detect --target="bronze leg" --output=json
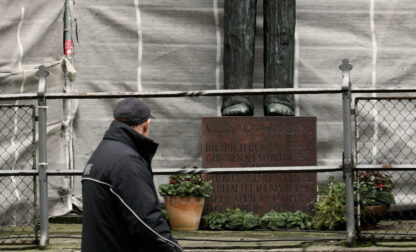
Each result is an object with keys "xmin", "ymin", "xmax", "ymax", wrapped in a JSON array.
[
  {"xmin": 222, "ymin": 0, "xmax": 257, "ymax": 116},
  {"xmin": 263, "ymin": 0, "xmax": 296, "ymax": 116}
]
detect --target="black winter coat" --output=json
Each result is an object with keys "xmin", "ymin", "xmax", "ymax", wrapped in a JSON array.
[{"xmin": 81, "ymin": 120, "xmax": 182, "ymax": 252}]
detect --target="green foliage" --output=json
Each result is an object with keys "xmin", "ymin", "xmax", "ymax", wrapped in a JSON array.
[
  {"xmin": 318, "ymin": 176, "xmax": 346, "ymax": 205},
  {"xmin": 356, "ymin": 171, "xmax": 395, "ymax": 207},
  {"xmin": 312, "ymin": 172, "xmax": 396, "ymax": 230},
  {"xmin": 312, "ymin": 194, "xmax": 347, "ymax": 230},
  {"xmin": 201, "ymin": 208, "xmax": 260, "ymax": 230},
  {"xmin": 201, "ymin": 211, "xmax": 228, "ymax": 230},
  {"xmin": 201, "ymin": 208, "xmax": 311, "ymax": 231},
  {"xmin": 312, "ymin": 177, "xmax": 346, "ymax": 230},
  {"xmin": 260, "ymin": 210, "xmax": 312, "ymax": 230},
  {"xmin": 158, "ymin": 166, "xmax": 213, "ymax": 198},
  {"xmin": 161, "ymin": 209, "xmax": 169, "ymax": 222},
  {"xmin": 224, "ymin": 209, "xmax": 260, "ymax": 230}
]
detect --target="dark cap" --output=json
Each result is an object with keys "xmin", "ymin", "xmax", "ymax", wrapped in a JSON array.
[{"xmin": 113, "ymin": 98, "xmax": 155, "ymax": 125}]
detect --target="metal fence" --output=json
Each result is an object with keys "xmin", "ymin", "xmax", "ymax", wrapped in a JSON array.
[
  {"xmin": 355, "ymin": 97, "xmax": 416, "ymax": 240},
  {"xmin": 1, "ymin": 60, "xmax": 416, "ymax": 248},
  {"xmin": 0, "ymin": 105, "xmax": 37, "ymax": 244}
]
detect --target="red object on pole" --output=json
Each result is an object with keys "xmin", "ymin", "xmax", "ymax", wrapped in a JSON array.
[{"xmin": 64, "ymin": 40, "xmax": 72, "ymax": 55}]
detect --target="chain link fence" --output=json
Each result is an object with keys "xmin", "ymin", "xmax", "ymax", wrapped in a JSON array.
[
  {"xmin": 355, "ymin": 97, "xmax": 416, "ymax": 240},
  {"xmin": 0, "ymin": 105, "xmax": 37, "ymax": 244}
]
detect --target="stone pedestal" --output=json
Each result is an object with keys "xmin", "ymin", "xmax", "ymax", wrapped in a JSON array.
[{"xmin": 202, "ymin": 117, "xmax": 317, "ymax": 215}]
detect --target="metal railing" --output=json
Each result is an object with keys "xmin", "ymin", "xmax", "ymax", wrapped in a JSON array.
[
  {"xmin": 0, "ymin": 105, "xmax": 37, "ymax": 244},
  {"xmin": 0, "ymin": 59, "xmax": 416, "ymax": 248}
]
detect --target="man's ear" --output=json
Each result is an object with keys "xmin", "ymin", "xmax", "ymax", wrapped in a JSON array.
[{"xmin": 143, "ymin": 119, "xmax": 151, "ymax": 135}]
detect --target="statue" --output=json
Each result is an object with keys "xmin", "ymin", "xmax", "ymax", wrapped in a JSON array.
[{"xmin": 222, "ymin": 0, "xmax": 296, "ymax": 116}]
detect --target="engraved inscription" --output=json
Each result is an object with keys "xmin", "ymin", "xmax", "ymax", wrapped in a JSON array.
[{"xmin": 202, "ymin": 117, "xmax": 317, "ymax": 215}]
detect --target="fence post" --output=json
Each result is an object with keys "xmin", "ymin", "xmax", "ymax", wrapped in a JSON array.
[
  {"xmin": 340, "ymin": 59, "xmax": 355, "ymax": 246},
  {"xmin": 36, "ymin": 66, "xmax": 49, "ymax": 248}
]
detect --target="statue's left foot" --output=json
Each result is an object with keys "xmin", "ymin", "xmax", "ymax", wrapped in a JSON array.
[{"xmin": 265, "ymin": 103, "xmax": 294, "ymax": 116}]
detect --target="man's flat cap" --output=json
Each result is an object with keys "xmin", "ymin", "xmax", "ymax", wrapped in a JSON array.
[{"xmin": 113, "ymin": 98, "xmax": 155, "ymax": 125}]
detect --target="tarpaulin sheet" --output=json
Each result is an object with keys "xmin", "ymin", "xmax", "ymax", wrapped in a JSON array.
[
  {"xmin": 0, "ymin": 0, "xmax": 72, "ymax": 218},
  {"xmin": 0, "ymin": 0, "xmax": 415, "ymax": 217}
]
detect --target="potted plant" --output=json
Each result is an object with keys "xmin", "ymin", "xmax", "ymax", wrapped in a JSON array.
[
  {"xmin": 313, "ymin": 172, "xmax": 395, "ymax": 230},
  {"xmin": 158, "ymin": 166, "xmax": 213, "ymax": 230},
  {"xmin": 356, "ymin": 171, "xmax": 395, "ymax": 229}
]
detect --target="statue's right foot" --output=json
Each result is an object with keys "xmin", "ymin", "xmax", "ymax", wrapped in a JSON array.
[{"xmin": 222, "ymin": 103, "xmax": 253, "ymax": 116}]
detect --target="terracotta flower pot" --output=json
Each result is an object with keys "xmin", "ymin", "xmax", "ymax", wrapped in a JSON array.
[{"xmin": 164, "ymin": 196, "xmax": 205, "ymax": 231}]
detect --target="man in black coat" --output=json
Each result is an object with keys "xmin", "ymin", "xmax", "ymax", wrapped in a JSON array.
[{"xmin": 81, "ymin": 98, "xmax": 182, "ymax": 252}]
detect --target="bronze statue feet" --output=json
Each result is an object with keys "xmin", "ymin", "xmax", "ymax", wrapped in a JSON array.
[
  {"xmin": 222, "ymin": 103, "xmax": 253, "ymax": 116},
  {"xmin": 265, "ymin": 103, "xmax": 294, "ymax": 116}
]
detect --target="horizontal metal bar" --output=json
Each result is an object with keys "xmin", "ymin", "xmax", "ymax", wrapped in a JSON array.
[
  {"xmin": 0, "ymin": 170, "xmax": 38, "ymax": 176},
  {"xmin": 0, "ymin": 93, "xmax": 39, "ymax": 100},
  {"xmin": 47, "ymin": 170, "xmax": 84, "ymax": 176},
  {"xmin": 0, "ymin": 87, "xmax": 416, "ymax": 101},
  {"xmin": 355, "ymin": 96, "xmax": 416, "ymax": 102},
  {"xmin": 0, "ymin": 104, "xmax": 35, "ymax": 108},
  {"xmin": 46, "ymin": 88, "xmax": 343, "ymax": 98},
  {"xmin": 0, "ymin": 170, "xmax": 84, "ymax": 176},
  {"xmin": 0, "ymin": 88, "xmax": 341, "ymax": 101},
  {"xmin": 4, "ymin": 164, "xmax": 416, "ymax": 177},
  {"xmin": 0, "ymin": 166, "xmax": 342, "ymax": 176},
  {"xmin": 152, "ymin": 166, "xmax": 343, "ymax": 174},
  {"xmin": 351, "ymin": 87, "xmax": 416, "ymax": 93},
  {"xmin": 356, "ymin": 164, "xmax": 416, "ymax": 171}
]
